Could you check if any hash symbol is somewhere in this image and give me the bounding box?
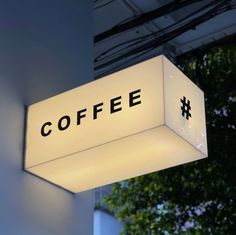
[180,96,191,120]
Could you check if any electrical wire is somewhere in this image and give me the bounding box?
[95,0,231,63]
[95,0,233,73]
[95,0,225,62]
[95,0,201,43]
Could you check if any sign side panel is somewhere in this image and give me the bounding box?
[163,56,208,156]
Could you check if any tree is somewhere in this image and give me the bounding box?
[104,45,236,235]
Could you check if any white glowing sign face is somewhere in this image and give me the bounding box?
[24,55,207,193]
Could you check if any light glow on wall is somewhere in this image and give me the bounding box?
[24,55,207,193]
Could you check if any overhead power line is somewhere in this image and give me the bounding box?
[95,0,233,73]
[94,0,200,43]
[95,0,223,63]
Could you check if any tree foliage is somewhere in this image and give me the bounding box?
[104,46,236,235]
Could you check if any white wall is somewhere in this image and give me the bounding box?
[94,210,123,235]
[0,1,94,234]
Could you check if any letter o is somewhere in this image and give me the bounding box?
[58,115,71,131]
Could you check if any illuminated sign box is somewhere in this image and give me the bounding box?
[24,55,207,193]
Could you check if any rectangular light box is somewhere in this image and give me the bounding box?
[24,55,207,193]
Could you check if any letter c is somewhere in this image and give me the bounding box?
[41,122,52,137]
